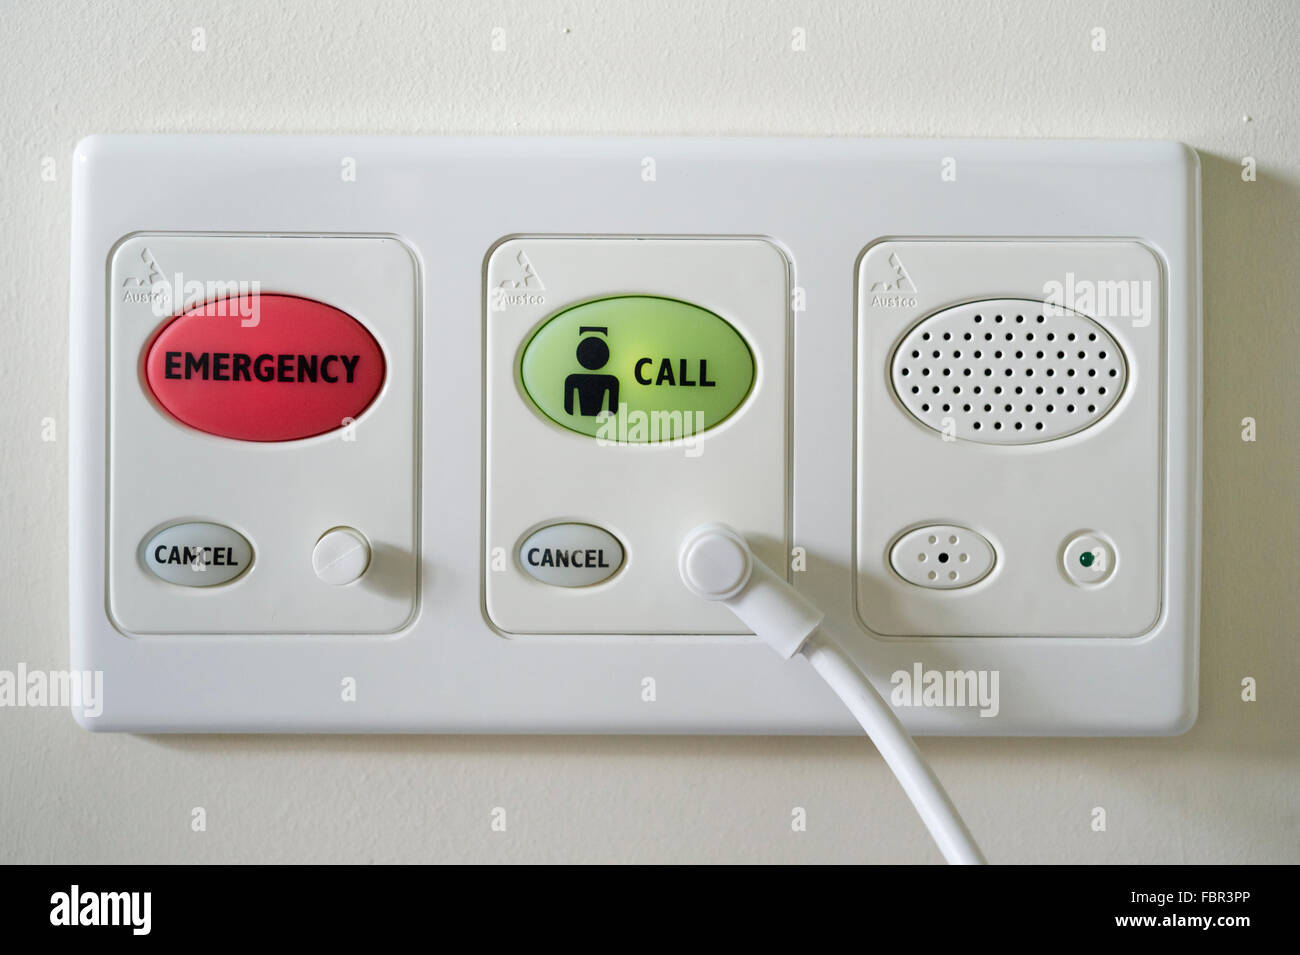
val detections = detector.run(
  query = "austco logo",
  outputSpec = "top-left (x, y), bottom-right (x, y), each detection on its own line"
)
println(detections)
top-left (145, 294), bottom-right (386, 442)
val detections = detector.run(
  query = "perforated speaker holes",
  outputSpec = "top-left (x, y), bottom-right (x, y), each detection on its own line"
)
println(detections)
top-left (890, 298), bottom-right (1128, 445)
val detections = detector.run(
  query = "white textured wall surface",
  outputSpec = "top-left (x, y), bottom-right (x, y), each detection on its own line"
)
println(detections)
top-left (2, 0), bottom-right (1297, 864)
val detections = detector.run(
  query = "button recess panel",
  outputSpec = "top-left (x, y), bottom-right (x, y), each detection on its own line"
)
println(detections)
top-left (107, 234), bottom-right (419, 634)
top-left (856, 240), bottom-right (1162, 637)
top-left (485, 237), bottom-right (790, 635)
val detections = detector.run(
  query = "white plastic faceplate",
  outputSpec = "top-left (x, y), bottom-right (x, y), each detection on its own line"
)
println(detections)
top-left (69, 136), bottom-right (1201, 734)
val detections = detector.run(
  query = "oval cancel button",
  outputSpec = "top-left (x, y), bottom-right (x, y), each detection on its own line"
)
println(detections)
top-left (143, 522), bottom-right (253, 587)
top-left (144, 294), bottom-right (386, 442)
top-left (518, 522), bottom-right (624, 587)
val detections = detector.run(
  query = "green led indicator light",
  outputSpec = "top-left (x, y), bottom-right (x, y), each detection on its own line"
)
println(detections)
top-left (1078, 551), bottom-right (1096, 568)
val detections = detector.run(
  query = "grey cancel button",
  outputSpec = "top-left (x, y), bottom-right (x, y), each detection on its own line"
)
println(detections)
top-left (142, 521), bottom-right (253, 587)
top-left (518, 522), bottom-right (624, 587)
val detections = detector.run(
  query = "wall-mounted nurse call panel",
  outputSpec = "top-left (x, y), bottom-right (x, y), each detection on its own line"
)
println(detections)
top-left (69, 136), bottom-right (1200, 735)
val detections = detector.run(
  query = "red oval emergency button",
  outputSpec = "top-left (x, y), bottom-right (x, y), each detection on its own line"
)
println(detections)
top-left (144, 294), bottom-right (386, 442)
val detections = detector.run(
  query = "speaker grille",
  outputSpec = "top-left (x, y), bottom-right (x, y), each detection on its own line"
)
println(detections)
top-left (890, 299), bottom-right (1127, 445)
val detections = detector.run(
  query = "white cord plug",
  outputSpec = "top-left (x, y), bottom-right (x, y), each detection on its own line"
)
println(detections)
top-left (678, 522), bottom-right (987, 865)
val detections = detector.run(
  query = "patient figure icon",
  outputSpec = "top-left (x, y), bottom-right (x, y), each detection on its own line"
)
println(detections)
top-left (564, 326), bottom-right (619, 417)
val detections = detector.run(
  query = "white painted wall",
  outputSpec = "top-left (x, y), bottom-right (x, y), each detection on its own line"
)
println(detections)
top-left (2, 0), bottom-right (1296, 863)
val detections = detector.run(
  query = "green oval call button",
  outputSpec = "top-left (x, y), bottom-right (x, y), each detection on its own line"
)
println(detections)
top-left (519, 295), bottom-right (756, 442)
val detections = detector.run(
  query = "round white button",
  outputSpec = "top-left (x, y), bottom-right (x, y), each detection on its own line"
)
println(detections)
top-left (312, 527), bottom-right (371, 586)
top-left (680, 526), bottom-right (751, 599)
top-left (1061, 532), bottom-right (1116, 586)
